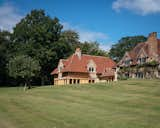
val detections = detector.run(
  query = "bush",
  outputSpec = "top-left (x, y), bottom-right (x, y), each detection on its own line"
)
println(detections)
top-left (118, 75), bottom-right (128, 80)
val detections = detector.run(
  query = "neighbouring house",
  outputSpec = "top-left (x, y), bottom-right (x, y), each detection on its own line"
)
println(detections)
top-left (118, 32), bottom-right (160, 79)
top-left (51, 48), bottom-right (117, 85)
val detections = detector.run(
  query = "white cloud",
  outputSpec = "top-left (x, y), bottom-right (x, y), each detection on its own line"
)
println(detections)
top-left (0, 2), bottom-right (23, 31)
top-left (62, 22), bottom-right (108, 42)
top-left (79, 31), bottom-right (107, 42)
top-left (112, 0), bottom-right (160, 15)
top-left (99, 44), bottom-right (112, 51)
top-left (62, 22), bottom-right (111, 51)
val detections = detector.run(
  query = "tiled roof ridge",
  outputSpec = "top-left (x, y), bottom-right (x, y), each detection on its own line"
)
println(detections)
top-left (61, 59), bottom-right (68, 61)
top-left (132, 42), bottom-right (145, 50)
top-left (82, 54), bottom-right (109, 59)
top-left (63, 54), bottom-right (75, 70)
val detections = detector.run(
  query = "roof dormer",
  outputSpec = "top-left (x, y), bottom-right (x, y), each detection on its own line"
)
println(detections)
top-left (87, 60), bottom-right (96, 73)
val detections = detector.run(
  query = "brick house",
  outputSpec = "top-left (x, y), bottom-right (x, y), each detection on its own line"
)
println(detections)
top-left (118, 32), bottom-right (160, 79)
top-left (51, 48), bottom-right (117, 85)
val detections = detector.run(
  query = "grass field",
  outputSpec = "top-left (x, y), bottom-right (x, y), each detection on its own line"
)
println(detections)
top-left (0, 79), bottom-right (160, 128)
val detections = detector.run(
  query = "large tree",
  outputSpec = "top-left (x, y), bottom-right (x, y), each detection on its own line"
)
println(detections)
top-left (109, 36), bottom-right (147, 62)
top-left (7, 55), bottom-right (40, 89)
top-left (59, 30), bottom-right (80, 54)
top-left (12, 9), bottom-right (64, 85)
top-left (0, 30), bottom-right (11, 85)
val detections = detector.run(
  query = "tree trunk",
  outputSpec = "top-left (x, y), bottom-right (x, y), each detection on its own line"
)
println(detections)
top-left (25, 78), bottom-right (31, 90)
top-left (27, 79), bottom-right (31, 89)
top-left (28, 84), bottom-right (31, 89)
top-left (24, 82), bottom-right (27, 91)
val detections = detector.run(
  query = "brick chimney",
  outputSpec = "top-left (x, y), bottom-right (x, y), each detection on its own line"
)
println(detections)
top-left (147, 32), bottom-right (158, 60)
top-left (75, 47), bottom-right (81, 59)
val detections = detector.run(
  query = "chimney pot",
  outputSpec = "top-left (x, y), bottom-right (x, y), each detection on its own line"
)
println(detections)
top-left (75, 47), bottom-right (81, 59)
top-left (148, 32), bottom-right (157, 40)
top-left (75, 47), bottom-right (81, 52)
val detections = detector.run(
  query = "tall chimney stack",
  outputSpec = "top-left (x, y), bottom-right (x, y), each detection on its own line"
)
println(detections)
top-left (75, 47), bottom-right (81, 59)
top-left (147, 32), bottom-right (157, 42)
top-left (147, 32), bottom-right (158, 60)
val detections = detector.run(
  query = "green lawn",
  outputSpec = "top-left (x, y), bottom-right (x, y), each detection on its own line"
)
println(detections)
top-left (0, 79), bottom-right (160, 128)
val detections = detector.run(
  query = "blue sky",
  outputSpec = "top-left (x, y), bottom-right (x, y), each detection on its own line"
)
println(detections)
top-left (0, 0), bottom-right (160, 50)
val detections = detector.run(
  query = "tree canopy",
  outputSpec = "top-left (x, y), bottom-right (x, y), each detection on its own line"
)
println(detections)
top-left (80, 41), bottom-right (108, 57)
top-left (12, 9), bottom-right (64, 85)
top-left (59, 30), bottom-right (80, 54)
top-left (0, 30), bottom-right (11, 85)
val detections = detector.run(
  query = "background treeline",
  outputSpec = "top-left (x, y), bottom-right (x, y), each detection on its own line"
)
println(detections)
top-left (0, 9), bottom-right (147, 87)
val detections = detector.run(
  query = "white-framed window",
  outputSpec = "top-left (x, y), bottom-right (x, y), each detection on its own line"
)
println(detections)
top-left (137, 57), bottom-right (147, 64)
top-left (125, 60), bottom-right (130, 65)
top-left (124, 59), bottom-right (132, 66)
top-left (89, 67), bottom-right (94, 72)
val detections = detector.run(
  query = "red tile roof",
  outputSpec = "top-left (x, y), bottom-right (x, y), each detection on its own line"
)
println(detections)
top-left (51, 54), bottom-right (116, 75)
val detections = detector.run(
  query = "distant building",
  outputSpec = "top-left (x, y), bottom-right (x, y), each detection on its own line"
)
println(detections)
top-left (118, 32), bottom-right (160, 79)
top-left (51, 48), bottom-right (117, 85)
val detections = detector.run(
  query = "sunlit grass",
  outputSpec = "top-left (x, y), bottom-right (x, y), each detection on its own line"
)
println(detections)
top-left (0, 79), bottom-right (160, 128)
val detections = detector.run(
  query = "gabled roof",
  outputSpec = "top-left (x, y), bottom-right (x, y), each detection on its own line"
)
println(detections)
top-left (51, 53), bottom-right (116, 75)
top-left (118, 38), bottom-right (160, 66)
top-left (51, 68), bottom-right (58, 75)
